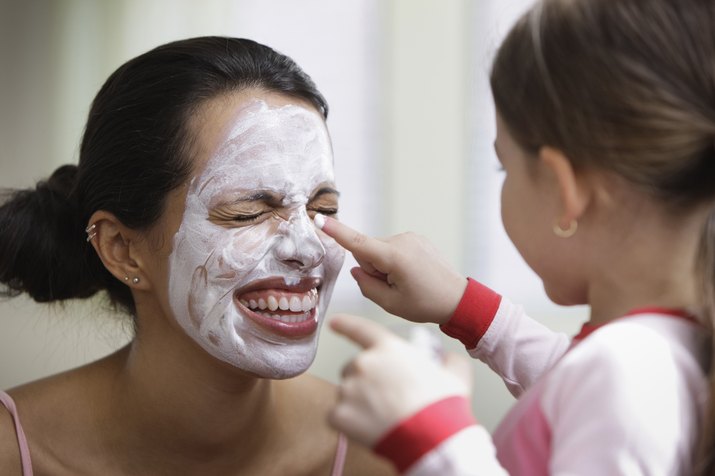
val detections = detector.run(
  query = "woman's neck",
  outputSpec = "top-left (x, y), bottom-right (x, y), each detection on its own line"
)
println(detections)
top-left (97, 312), bottom-right (287, 473)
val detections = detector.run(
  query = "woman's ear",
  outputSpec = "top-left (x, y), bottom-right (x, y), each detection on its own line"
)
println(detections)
top-left (86, 211), bottom-right (150, 290)
top-left (538, 146), bottom-right (591, 230)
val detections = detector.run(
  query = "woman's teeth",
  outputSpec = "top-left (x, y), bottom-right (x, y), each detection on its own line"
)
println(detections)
top-left (239, 288), bottom-right (318, 314)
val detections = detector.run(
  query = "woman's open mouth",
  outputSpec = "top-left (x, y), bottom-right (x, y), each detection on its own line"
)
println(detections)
top-left (234, 277), bottom-right (322, 338)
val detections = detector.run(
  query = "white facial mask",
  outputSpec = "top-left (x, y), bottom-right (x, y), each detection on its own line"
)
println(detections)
top-left (167, 100), bottom-right (344, 378)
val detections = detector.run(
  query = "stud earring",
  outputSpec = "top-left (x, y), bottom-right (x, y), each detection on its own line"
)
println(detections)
top-left (132, 277), bottom-right (140, 284)
top-left (553, 219), bottom-right (578, 238)
top-left (85, 223), bottom-right (97, 242)
top-left (124, 276), bottom-right (130, 282)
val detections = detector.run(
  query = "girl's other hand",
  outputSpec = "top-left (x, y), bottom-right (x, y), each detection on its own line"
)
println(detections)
top-left (316, 215), bottom-right (467, 324)
top-left (327, 313), bottom-right (472, 447)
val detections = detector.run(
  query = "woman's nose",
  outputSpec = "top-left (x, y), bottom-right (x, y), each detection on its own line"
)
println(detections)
top-left (273, 210), bottom-right (325, 270)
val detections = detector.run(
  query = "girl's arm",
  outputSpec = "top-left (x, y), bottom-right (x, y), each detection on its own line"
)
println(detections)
top-left (442, 278), bottom-right (570, 396)
top-left (317, 216), bottom-right (570, 395)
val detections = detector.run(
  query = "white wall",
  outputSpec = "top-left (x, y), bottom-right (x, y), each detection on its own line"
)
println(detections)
top-left (0, 0), bottom-right (587, 432)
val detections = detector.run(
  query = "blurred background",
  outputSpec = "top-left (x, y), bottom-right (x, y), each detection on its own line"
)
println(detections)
top-left (0, 0), bottom-right (586, 431)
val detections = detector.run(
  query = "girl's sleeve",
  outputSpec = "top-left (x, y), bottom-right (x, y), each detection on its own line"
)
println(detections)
top-left (440, 278), bottom-right (570, 397)
top-left (373, 396), bottom-right (508, 476)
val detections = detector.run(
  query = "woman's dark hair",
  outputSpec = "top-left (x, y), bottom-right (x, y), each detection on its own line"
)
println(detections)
top-left (491, 0), bottom-right (715, 472)
top-left (0, 36), bottom-right (328, 314)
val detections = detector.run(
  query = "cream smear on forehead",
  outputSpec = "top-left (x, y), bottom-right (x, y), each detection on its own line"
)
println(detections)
top-left (167, 99), bottom-right (344, 378)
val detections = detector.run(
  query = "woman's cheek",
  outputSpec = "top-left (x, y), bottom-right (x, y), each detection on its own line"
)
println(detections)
top-left (324, 238), bottom-right (346, 278)
top-left (215, 223), bottom-right (278, 276)
top-left (187, 264), bottom-right (210, 327)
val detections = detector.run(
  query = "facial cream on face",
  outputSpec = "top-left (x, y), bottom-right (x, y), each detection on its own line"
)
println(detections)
top-left (167, 99), bottom-right (344, 379)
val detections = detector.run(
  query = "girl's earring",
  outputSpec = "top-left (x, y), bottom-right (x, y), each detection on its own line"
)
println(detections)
top-left (553, 219), bottom-right (578, 238)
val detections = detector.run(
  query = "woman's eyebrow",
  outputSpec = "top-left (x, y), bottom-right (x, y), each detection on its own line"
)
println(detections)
top-left (240, 191), bottom-right (276, 202)
top-left (310, 187), bottom-right (340, 200)
top-left (220, 191), bottom-right (283, 206)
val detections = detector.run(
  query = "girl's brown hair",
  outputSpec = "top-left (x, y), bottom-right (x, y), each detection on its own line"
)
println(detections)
top-left (491, 0), bottom-right (715, 472)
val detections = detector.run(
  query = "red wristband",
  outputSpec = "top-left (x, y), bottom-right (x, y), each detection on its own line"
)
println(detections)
top-left (440, 278), bottom-right (502, 349)
top-left (373, 396), bottom-right (477, 473)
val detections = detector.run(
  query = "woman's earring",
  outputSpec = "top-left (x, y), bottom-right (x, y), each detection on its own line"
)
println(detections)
top-left (85, 223), bottom-right (97, 242)
top-left (132, 277), bottom-right (140, 284)
top-left (553, 219), bottom-right (578, 238)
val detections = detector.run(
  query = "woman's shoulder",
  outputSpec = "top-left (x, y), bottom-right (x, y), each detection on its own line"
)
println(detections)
top-left (7, 345), bottom-right (124, 406)
top-left (0, 394), bottom-right (23, 475)
top-left (342, 439), bottom-right (397, 476)
top-left (286, 374), bottom-right (397, 475)
top-left (0, 357), bottom-right (118, 474)
top-left (8, 363), bottom-right (93, 413)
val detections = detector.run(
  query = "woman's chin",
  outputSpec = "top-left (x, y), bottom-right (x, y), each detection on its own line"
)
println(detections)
top-left (208, 333), bottom-right (319, 380)
top-left (239, 354), bottom-right (316, 380)
top-left (260, 364), bottom-right (313, 380)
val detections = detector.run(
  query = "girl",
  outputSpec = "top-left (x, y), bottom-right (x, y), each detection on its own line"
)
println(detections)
top-left (320, 0), bottom-right (715, 474)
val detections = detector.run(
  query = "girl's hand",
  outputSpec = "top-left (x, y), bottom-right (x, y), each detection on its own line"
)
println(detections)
top-left (316, 215), bottom-right (467, 324)
top-left (327, 313), bottom-right (472, 447)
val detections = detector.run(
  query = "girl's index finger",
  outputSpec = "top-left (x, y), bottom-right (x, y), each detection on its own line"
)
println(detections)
top-left (315, 214), bottom-right (393, 270)
top-left (329, 313), bottom-right (393, 349)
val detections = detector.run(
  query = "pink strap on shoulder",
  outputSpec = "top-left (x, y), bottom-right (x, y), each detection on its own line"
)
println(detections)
top-left (0, 391), bottom-right (33, 476)
top-left (330, 432), bottom-right (348, 476)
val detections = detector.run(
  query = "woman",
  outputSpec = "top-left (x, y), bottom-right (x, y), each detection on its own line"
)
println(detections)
top-left (0, 37), bottom-right (395, 475)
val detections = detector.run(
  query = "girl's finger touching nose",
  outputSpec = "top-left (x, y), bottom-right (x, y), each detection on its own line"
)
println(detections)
top-left (314, 214), bottom-right (394, 269)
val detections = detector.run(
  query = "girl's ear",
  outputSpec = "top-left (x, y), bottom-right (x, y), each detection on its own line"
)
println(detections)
top-left (86, 210), bottom-right (150, 290)
top-left (538, 146), bottom-right (591, 230)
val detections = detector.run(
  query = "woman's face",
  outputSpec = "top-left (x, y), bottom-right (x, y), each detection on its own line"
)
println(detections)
top-left (165, 92), bottom-right (344, 379)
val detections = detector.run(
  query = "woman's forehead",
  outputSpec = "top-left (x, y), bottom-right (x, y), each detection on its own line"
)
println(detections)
top-left (192, 91), bottom-right (326, 158)
top-left (188, 93), bottom-right (332, 183)
top-left (186, 98), bottom-right (333, 202)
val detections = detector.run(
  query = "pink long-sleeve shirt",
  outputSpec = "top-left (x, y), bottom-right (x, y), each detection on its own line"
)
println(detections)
top-left (375, 279), bottom-right (709, 475)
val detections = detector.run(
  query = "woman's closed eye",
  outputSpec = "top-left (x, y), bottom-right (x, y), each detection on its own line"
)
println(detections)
top-left (209, 206), bottom-right (272, 227)
top-left (307, 188), bottom-right (339, 218)
top-left (307, 206), bottom-right (338, 217)
top-left (231, 212), bottom-right (266, 222)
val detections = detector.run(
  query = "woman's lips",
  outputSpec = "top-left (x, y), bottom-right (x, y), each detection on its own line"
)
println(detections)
top-left (234, 277), bottom-right (322, 338)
